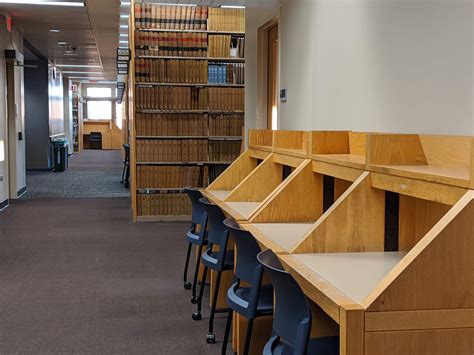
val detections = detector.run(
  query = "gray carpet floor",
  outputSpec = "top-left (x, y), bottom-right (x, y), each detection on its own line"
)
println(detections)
top-left (22, 150), bottom-right (130, 199)
top-left (0, 197), bottom-right (231, 354)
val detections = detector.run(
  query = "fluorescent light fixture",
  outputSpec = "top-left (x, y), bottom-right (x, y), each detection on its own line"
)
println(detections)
top-left (56, 64), bottom-right (101, 68)
top-left (121, 1), bottom-right (130, 5)
top-left (0, 1), bottom-right (84, 6)
top-left (0, 140), bottom-right (4, 162)
top-left (119, 33), bottom-right (128, 37)
top-left (120, 14), bottom-right (129, 18)
top-left (220, 5), bottom-right (245, 8)
top-left (62, 71), bottom-right (103, 74)
top-left (50, 29), bottom-right (61, 33)
top-left (119, 40), bottom-right (128, 44)
top-left (120, 25), bottom-right (128, 28)
top-left (57, 41), bottom-right (68, 45)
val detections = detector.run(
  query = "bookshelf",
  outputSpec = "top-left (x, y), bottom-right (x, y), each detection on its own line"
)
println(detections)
top-left (130, 1), bottom-right (245, 221)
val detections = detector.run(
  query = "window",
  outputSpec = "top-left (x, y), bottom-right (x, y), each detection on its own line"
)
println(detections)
top-left (87, 87), bottom-right (112, 98)
top-left (87, 101), bottom-right (112, 120)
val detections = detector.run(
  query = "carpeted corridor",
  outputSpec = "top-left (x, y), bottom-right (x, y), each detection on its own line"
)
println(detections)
top-left (0, 198), bottom-right (229, 354)
top-left (22, 150), bottom-right (130, 199)
top-left (1, 150), bottom-right (231, 353)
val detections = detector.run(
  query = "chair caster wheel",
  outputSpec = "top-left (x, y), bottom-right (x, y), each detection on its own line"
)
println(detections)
top-left (191, 296), bottom-right (199, 304)
top-left (192, 311), bottom-right (202, 321)
top-left (184, 282), bottom-right (192, 290)
top-left (206, 333), bottom-right (216, 344)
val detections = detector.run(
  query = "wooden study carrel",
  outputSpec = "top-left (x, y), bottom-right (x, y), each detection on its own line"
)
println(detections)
top-left (203, 130), bottom-right (474, 355)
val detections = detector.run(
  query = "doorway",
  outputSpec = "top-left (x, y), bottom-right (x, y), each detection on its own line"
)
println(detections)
top-left (267, 24), bottom-right (279, 130)
top-left (6, 61), bottom-right (26, 199)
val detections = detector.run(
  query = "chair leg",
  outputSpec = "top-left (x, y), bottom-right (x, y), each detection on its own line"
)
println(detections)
top-left (183, 242), bottom-right (192, 290)
top-left (221, 309), bottom-right (233, 355)
top-left (243, 318), bottom-right (254, 355)
top-left (206, 270), bottom-right (222, 343)
top-left (193, 265), bottom-right (208, 321)
top-left (191, 245), bottom-right (203, 304)
top-left (121, 163), bottom-right (126, 183)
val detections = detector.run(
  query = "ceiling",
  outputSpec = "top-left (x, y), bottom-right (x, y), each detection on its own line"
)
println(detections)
top-left (0, 0), bottom-right (246, 82)
top-left (0, 0), bottom-right (120, 81)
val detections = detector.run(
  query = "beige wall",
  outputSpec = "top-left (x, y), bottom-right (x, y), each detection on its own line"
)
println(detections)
top-left (246, 0), bottom-right (473, 135)
top-left (0, 22), bottom-right (26, 203)
top-left (244, 0), bottom-right (280, 142)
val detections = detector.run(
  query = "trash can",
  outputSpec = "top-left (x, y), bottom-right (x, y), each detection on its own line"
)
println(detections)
top-left (52, 138), bottom-right (69, 172)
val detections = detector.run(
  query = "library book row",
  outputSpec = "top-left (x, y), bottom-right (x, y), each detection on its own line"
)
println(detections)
top-left (136, 139), bottom-right (241, 163)
top-left (134, 32), bottom-right (245, 59)
top-left (134, 4), bottom-right (244, 33)
top-left (135, 59), bottom-right (245, 85)
top-left (134, 3), bottom-right (207, 31)
top-left (135, 86), bottom-right (245, 112)
top-left (135, 113), bottom-right (244, 137)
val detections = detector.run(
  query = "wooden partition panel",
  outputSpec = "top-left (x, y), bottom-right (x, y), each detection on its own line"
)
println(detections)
top-left (248, 129), bottom-right (273, 151)
top-left (398, 196), bottom-right (451, 251)
top-left (273, 130), bottom-right (310, 158)
top-left (225, 154), bottom-right (282, 202)
top-left (249, 160), bottom-right (323, 223)
top-left (348, 132), bottom-right (367, 156)
top-left (292, 172), bottom-right (386, 254)
top-left (365, 191), bottom-right (474, 311)
top-left (367, 134), bottom-right (427, 166)
top-left (207, 150), bottom-right (258, 190)
top-left (311, 131), bottom-right (350, 154)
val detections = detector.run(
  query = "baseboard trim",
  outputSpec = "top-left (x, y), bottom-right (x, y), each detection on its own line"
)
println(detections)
top-left (0, 199), bottom-right (9, 211)
top-left (17, 186), bottom-right (27, 197)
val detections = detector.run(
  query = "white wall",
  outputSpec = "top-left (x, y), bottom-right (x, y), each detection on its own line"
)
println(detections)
top-left (247, 0), bottom-right (473, 135)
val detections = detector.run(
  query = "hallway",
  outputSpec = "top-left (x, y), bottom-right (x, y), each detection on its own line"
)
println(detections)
top-left (23, 150), bottom-right (130, 199)
top-left (0, 197), bottom-right (228, 354)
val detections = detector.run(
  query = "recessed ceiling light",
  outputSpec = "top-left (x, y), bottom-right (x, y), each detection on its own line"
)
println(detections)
top-left (62, 71), bottom-right (103, 74)
top-left (220, 5), bottom-right (245, 9)
top-left (50, 29), bottom-right (60, 33)
top-left (57, 41), bottom-right (68, 45)
top-left (0, 1), bottom-right (84, 6)
top-left (56, 64), bottom-right (101, 68)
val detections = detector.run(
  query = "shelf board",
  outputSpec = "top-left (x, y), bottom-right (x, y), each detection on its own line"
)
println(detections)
top-left (137, 161), bottom-right (233, 166)
top-left (136, 109), bottom-right (244, 114)
top-left (136, 82), bottom-right (245, 88)
top-left (136, 135), bottom-right (209, 139)
top-left (136, 136), bottom-right (242, 140)
top-left (136, 28), bottom-right (245, 36)
top-left (136, 56), bottom-right (245, 62)
top-left (208, 136), bottom-right (243, 141)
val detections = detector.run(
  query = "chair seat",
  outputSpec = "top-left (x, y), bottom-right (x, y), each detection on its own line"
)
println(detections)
top-left (202, 249), bottom-right (234, 270)
top-left (228, 283), bottom-right (273, 318)
top-left (269, 336), bottom-right (339, 355)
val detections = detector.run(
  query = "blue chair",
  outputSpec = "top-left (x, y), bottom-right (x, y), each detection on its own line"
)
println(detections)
top-left (193, 198), bottom-right (235, 344)
top-left (257, 249), bottom-right (340, 355)
top-left (184, 188), bottom-right (208, 304)
top-left (221, 218), bottom-right (273, 355)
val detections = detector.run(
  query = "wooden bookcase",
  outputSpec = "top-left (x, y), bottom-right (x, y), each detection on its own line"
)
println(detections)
top-left (129, 1), bottom-right (246, 221)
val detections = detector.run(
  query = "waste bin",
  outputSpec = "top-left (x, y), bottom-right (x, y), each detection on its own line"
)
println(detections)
top-left (52, 138), bottom-right (69, 172)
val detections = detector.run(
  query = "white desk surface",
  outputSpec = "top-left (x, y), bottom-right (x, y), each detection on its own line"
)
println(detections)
top-left (251, 223), bottom-right (314, 251)
top-left (293, 252), bottom-right (406, 304)
top-left (225, 202), bottom-right (261, 219)
top-left (208, 190), bottom-right (231, 200)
